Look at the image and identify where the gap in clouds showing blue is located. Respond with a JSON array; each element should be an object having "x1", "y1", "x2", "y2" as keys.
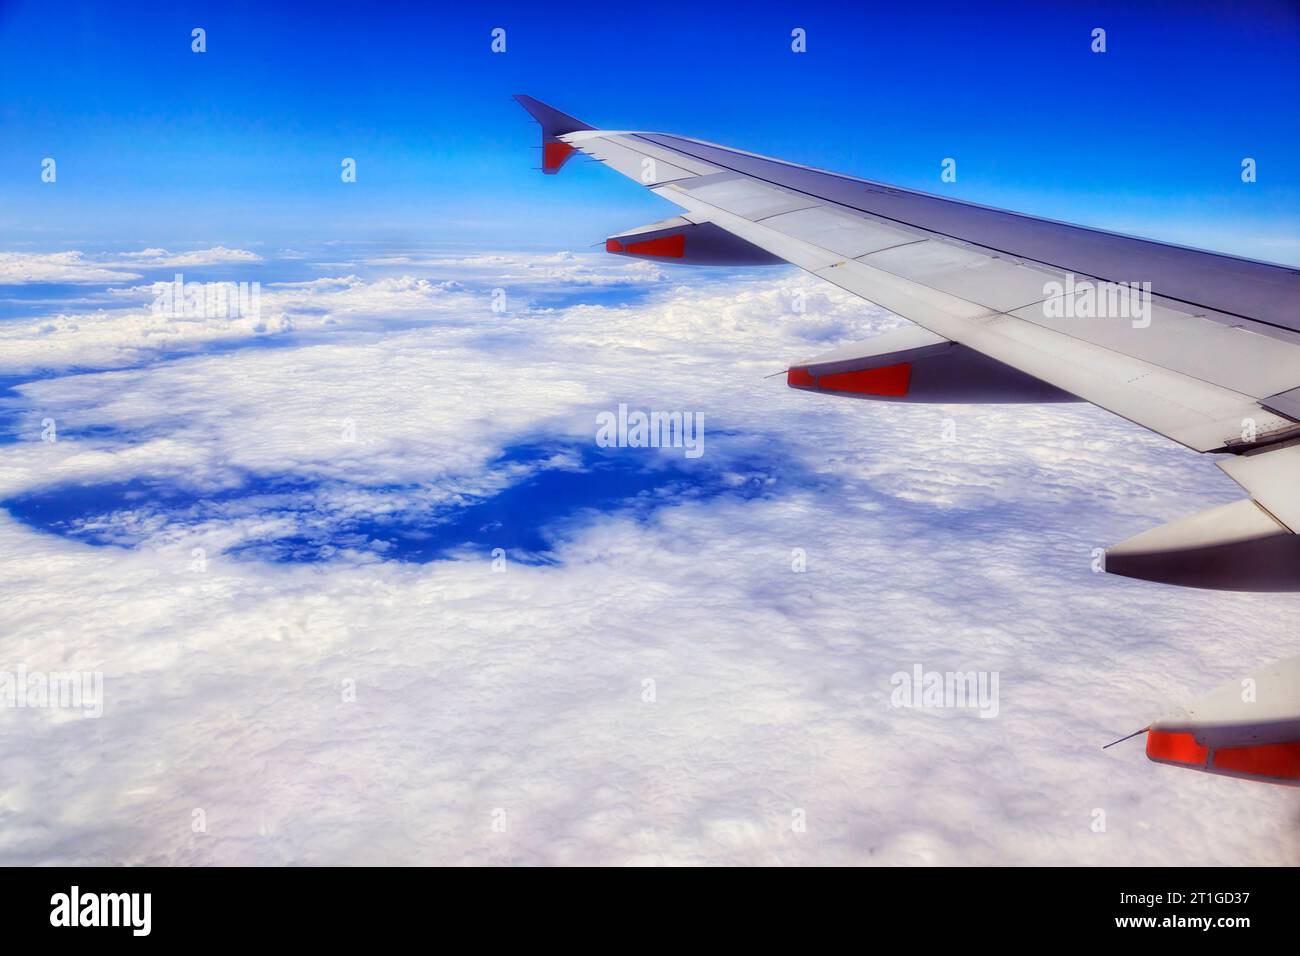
[{"x1": 2, "y1": 438, "x2": 802, "y2": 565}]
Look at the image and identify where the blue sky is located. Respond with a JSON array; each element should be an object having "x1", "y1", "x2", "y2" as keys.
[{"x1": 1, "y1": 0, "x2": 1297, "y2": 260}]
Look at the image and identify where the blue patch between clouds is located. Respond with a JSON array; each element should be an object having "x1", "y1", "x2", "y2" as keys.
[{"x1": 2, "y1": 438, "x2": 804, "y2": 565}]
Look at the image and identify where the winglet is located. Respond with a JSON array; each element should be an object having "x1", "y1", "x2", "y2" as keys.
[{"x1": 513, "y1": 94, "x2": 594, "y2": 174}]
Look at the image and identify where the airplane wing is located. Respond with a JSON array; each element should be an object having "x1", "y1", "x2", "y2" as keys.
[{"x1": 515, "y1": 94, "x2": 1300, "y2": 593}]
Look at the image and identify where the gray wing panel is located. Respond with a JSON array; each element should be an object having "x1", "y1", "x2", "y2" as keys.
[{"x1": 637, "y1": 134, "x2": 1300, "y2": 336}]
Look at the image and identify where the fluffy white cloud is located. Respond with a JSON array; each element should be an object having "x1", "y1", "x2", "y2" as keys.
[
  {"x1": 0, "y1": 253, "x2": 1296, "y2": 866},
  {"x1": 0, "y1": 274, "x2": 478, "y2": 374},
  {"x1": 0, "y1": 251, "x2": 143, "y2": 284},
  {"x1": 0, "y1": 251, "x2": 690, "y2": 375},
  {"x1": 112, "y1": 246, "x2": 264, "y2": 267},
  {"x1": 362, "y1": 251, "x2": 667, "y2": 286},
  {"x1": 0, "y1": 247, "x2": 263, "y2": 286}
]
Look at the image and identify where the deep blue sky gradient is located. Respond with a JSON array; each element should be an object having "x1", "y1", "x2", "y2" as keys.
[{"x1": 1, "y1": 0, "x2": 1297, "y2": 260}]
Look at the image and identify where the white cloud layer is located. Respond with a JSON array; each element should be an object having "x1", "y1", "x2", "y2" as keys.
[
  {"x1": 113, "y1": 246, "x2": 264, "y2": 267},
  {"x1": 0, "y1": 251, "x2": 144, "y2": 285},
  {"x1": 0, "y1": 253, "x2": 1297, "y2": 866},
  {"x1": 0, "y1": 247, "x2": 263, "y2": 286},
  {"x1": 362, "y1": 251, "x2": 668, "y2": 286}
]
